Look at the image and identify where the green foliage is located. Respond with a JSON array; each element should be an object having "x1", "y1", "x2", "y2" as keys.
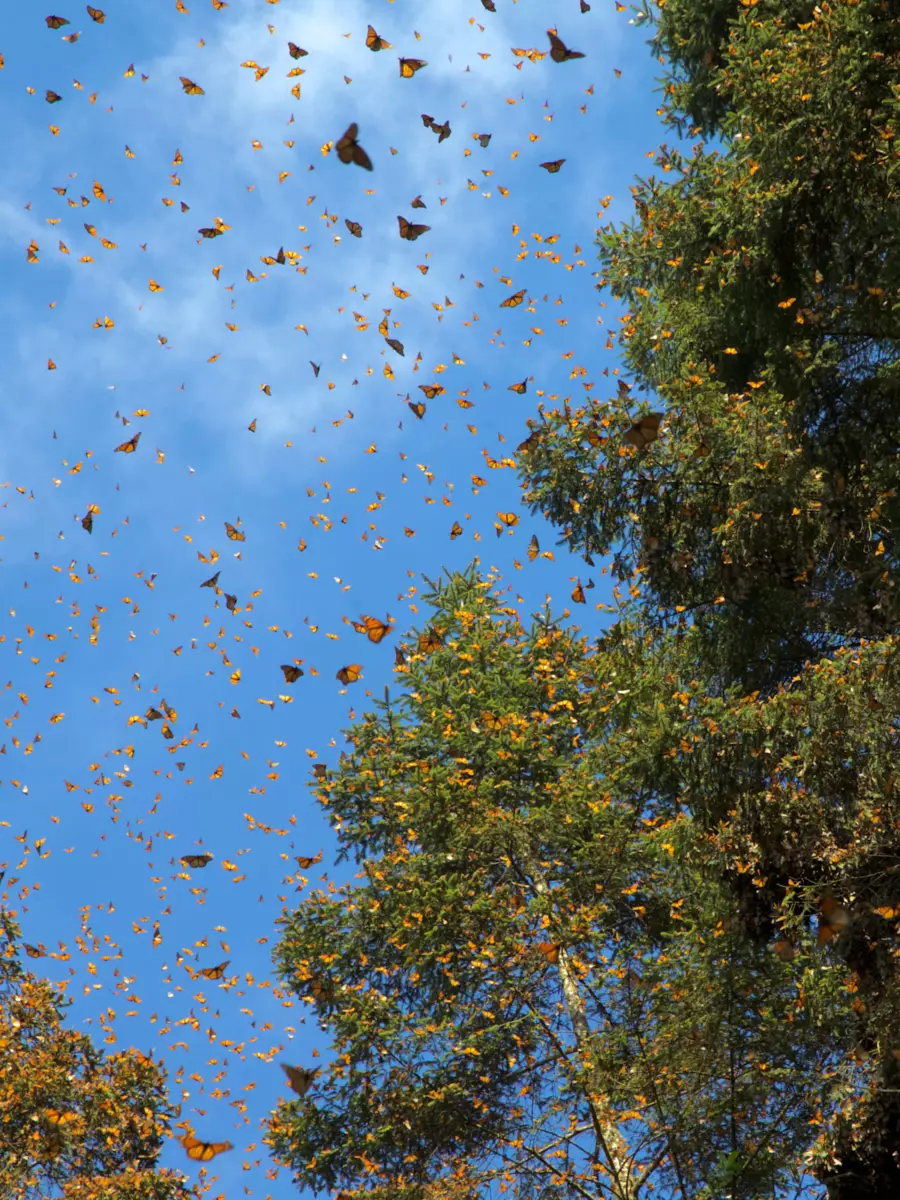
[
  {"x1": 268, "y1": 572, "x2": 851, "y2": 1200},
  {"x1": 521, "y1": 0, "x2": 900, "y2": 693}
]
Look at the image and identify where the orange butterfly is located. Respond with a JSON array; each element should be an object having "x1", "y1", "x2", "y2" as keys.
[
  {"x1": 450, "y1": 522, "x2": 463, "y2": 539},
  {"x1": 281, "y1": 664, "x2": 304, "y2": 682},
  {"x1": 537, "y1": 941, "x2": 562, "y2": 963},
  {"x1": 540, "y1": 159, "x2": 565, "y2": 173},
  {"x1": 345, "y1": 219, "x2": 363, "y2": 237},
  {"x1": 571, "y1": 582, "x2": 586, "y2": 604},
  {"x1": 527, "y1": 534, "x2": 540, "y2": 561},
  {"x1": 408, "y1": 401, "x2": 426, "y2": 419},
  {"x1": 180, "y1": 854, "x2": 212, "y2": 869},
  {"x1": 547, "y1": 31, "x2": 585, "y2": 62},
  {"x1": 623, "y1": 412, "x2": 663, "y2": 449},
  {"x1": 46, "y1": 15, "x2": 70, "y2": 28},
  {"x1": 179, "y1": 77, "x2": 205, "y2": 95},
  {"x1": 115, "y1": 433, "x2": 141, "y2": 453},
  {"x1": 295, "y1": 850, "x2": 323, "y2": 868},
  {"x1": 419, "y1": 383, "x2": 444, "y2": 399},
  {"x1": 399, "y1": 58, "x2": 427, "y2": 77},
  {"x1": 496, "y1": 512, "x2": 519, "y2": 528},
  {"x1": 501, "y1": 289, "x2": 526, "y2": 308},
  {"x1": 365, "y1": 25, "x2": 392, "y2": 51},
  {"x1": 313, "y1": 764, "x2": 327, "y2": 780},
  {"x1": 288, "y1": 43, "x2": 308, "y2": 59},
  {"x1": 281, "y1": 1064, "x2": 320, "y2": 1096},
  {"x1": 200, "y1": 570, "x2": 220, "y2": 589},
  {"x1": 180, "y1": 1134, "x2": 233, "y2": 1161},
  {"x1": 198, "y1": 226, "x2": 223, "y2": 238},
  {"x1": 336, "y1": 664, "x2": 362, "y2": 684},
  {"x1": 336, "y1": 124, "x2": 372, "y2": 170},
  {"x1": 81, "y1": 510, "x2": 93, "y2": 533},
  {"x1": 46, "y1": 91, "x2": 62, "y2": 103},
  {"x1": 199, "y1": 961, "x2": 229, "y2": 980},
  {"x1": 224, "y1": 522, "x2": 245, "y2": 541},
  {"x1": 508, "y1": 379, "x2": 527, "y2": 394},
  {"x1": 353, "y1": 615, "x2": 393, "y2": 644},
  {"x1": 418, "y1": 629, "x2": 444, "y2": 653},
  {"x1": 87, "y1": 6, "x2": 105, "y2": 22},
  {"x1": 398, "y1": 215, "x2": 430, "y2": 241},
  {"x1": 477, "y1": 133, "x2": 492, "y2": 147}
]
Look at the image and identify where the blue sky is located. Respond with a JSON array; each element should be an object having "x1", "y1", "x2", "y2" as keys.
[{"x1": 0, "y1": 1, "x2": 706, "y2": 1196}]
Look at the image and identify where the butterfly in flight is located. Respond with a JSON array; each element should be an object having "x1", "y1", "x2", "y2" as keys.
[
  {"x1": 398, "y1": 215, "x2": 430, "y2": 241},
  {"x1": 540, "y1": 159, "x2": 565, "y2": 173},
  {"x1": 180, "y1": 1135, "x2": 233, "y2": 1161},
  {"x1": 548, "y1": 31, "x2": 585, "y2": 62},
  {"x1": 281, "y1": 1064, "x2": 321, "y2": 1097},
  {"x1": 624, "y1": 412, "x2": 663, "y2": 450},
  {"x1": 335, "y1": 123, "x2": 372, "y2": 170},
  {"x1": 179, "y1": 76, "x2": 205, "y2": 95},
  {"x1": 399, "y1": 58, "x2": 427, "y2": 77},
  {"x1": 366, "y1": 25, "x2": 392, "y2": 51}
]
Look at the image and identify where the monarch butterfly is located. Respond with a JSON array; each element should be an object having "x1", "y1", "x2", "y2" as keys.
[
  {"x1": 419, "y1": 384, "x2": 444, "y2": 399},
  {"x1": 517, "y1": 429, "x2": 543, "y2": 453},
  {"x1": 199, "y1": 960, "x2": 230, "y2": 980},
  {"x1": 581, "y1": 0, "x2": 590, "y2": 10},
  {"x1": 224, "y1": 593, "x2": 237, "y2": 612},
  {"x1": 537, "y1": 941, "x2": 562, "y2": 964},
  {"x1": 180, "y1": 853, "x2": 213, "y2": 869},
  {"x1": 46, "y1": 91, "x2": 62, "y2": 104},
  {"x1": 482, "y1": 0, "x2": 496, "y2": 9},
  {"x1": 528, "y1": 534, "x2": 540, "y2": 561},
  {"x1": 425, "y1": 118, "x2": 450, "y2": 142},
  {"x1": 198, "y1": 226, "x2": 223, "y2": 239},
  {"x1": 623, "y1": 412, "x2": 663, "y2": 449},
  {"x1": 335, "y1": 124, "x2": 372, "y2": 170},
  {"x1": 281, "y1": 1063, "x2": 320, "y2": 1097},
  {"x1": 46, "y1": 15, "x2": 69, "y2": 28},
  {"x1": 408, "y1": 401, "x2": 426, "y2": 419},
  {"x1": 353, "y1": 616, "x2": 393, "y2": 644},
  {"x1": 418, "y1": 629, "x2": 444, "y2": 652},
  {"x1": 310, "y1": 362, "x2": 321, "y2": 377},
  {"x1": 345, "y1": 219, "x2": 363, "y2": 238},
  {"x1": 411, "y1": 195, "x2": 426, "y2": 209},
  {"x1": 477, "y1": 133, "x2": 492, "y2": 147},
  {"x1": 179, "y1": 77, "x2": 205, "y2": 95},
  {"x1": 508, "y1": 379, "x2": 527, "y2": 394},
  {"x1": 773, "y1": 938, "x2": 795, "y2": 963},
  {"x1": 547, "y1": 31, "x2": 585, "y2": 62},
  {"x1": 145, "y1": 706, "x2": 163, "y2": 721},
  {"x1": 24, "y1": 943, "x2": 46, "y2": 958},
  {"x1": 180, "y1": 1134, "x2": 234, "y2": 1161},
  {"x1": 399, "y1": 58, "x2": 427, "y2": 77},
  {"x1": 336, "y1": 664, "x2": 362, "y2": 684},
  {"x1": 497, "y1": 512, "x2": 519, "y2": 528},
  {"x1": 295, "y1": 850, "x2": 323, "y2": 868},
  {"x1": 224, "y1": 522, "x2": 245, "y2": 542},
  {"x1": 281, "y1": 664, "x2": 304, "y2": 683},
  {"x1": 200, "y1": 571, "x2": 220, "y2": 589},
  {"x1": 540, "y1": 159, "x2": 565, "y2": 173},
  {"x1": 501, "y1": 289, "x2": 526, "y2": 308},
  {"x1": 248, "y1": 418, "x2": 257, "y2": 432},
  {"x1": 398, "y1": 216, "x2": 430, "y2": 241},
  {"x1": 365, "y1": 25, "x2": 392, "y2": 51},
  {"x1": 115, "y1": 433, "x2": 141, "y2": 453},
  {"x1": 571, "y1": 582, "x2": 586, "y2": 604},
  {"x1": 288, "y1": 43, "x2": 308, "y2": 59},
  {"x1": 450, "y1": 522, "x2": 463, "y2": 539},
  {"x1": 81, "y1": 510, "x2": 93, "y2": 533},
  {"x1": 87, "y1": 6, "x2": 105, "y2": 21},
  {"x1": 312, "y1": 763, "x2": 327, "y2": 781},
  {"x1": 385, "y1": 337, "x2": 404, "y2": 356},
  {"x1": 394, "y1": 646, "x2": 406, "y2": 665}
]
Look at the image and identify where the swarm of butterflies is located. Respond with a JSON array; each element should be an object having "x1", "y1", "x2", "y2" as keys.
[{"x1": 15, "y1": 2, "x2": 668, "y2": 1180}]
